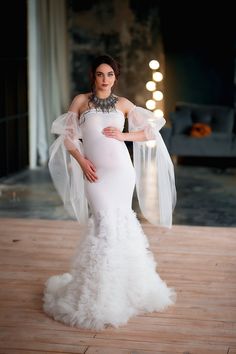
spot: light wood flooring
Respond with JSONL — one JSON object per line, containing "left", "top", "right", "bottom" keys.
{"left": 0, "top": 218, "right": 236, "bottom": 354}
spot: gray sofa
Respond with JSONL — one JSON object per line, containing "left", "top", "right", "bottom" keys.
{"left": 162, "top": 102, "right": 236, "bottom": 157}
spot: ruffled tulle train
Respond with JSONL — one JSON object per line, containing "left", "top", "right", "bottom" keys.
{"left": 43, "top": 209, "right": 176, "bottom": 330}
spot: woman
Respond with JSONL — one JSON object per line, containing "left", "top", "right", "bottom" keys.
{"left": 43, "top": 54, "right": 176, "bottom": 330}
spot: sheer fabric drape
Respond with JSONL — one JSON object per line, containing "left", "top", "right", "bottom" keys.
{"left": 49, "top": 111, "right": 88, "bottom": 223}
{"left": 28, "top": 0, "right": 69, "bottom": 166}
{"left": 128, "top": 106, "right": 176, "bottom": 228}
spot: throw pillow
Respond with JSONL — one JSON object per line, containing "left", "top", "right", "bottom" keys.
{"left": 190, "top": 123, "right": 212, "bottom": 138}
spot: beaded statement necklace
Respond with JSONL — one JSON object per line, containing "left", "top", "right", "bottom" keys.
{"left": 89, "top": 92, "right": 118, "bottom": 113}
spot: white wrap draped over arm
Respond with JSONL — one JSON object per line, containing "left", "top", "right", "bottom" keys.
{"left": 128, "top": 106, "right": 176, "bottom": 228}
{"left": 48, "top": 111, "right": 88, "bottom": 223}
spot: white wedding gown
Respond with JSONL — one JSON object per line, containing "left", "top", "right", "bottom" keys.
{"left": 43, "top": 107, "right": 176, "bottom": 330}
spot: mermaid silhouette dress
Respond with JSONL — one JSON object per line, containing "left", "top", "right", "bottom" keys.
{"left": 43, "top": 106, "right": 176, "bottom": 330}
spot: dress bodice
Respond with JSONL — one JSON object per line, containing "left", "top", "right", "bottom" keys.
{"left": 78, "top": 108, "right": 131, "bottom": 172}
{"left": 48, "top": 106, "right": 176, "bottom": 228}
{"left": 79, "top": 109, "right": 125, "bottom": 140}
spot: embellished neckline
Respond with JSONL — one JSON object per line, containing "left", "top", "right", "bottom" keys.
{"left": 88, "top": 93, "right": 118, "bottom": 113}
{"left": 80, "top": 108, "right": 125, "bottom": 119}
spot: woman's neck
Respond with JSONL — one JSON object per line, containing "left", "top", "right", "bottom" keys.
{"left": 95, "top": 89, "right": 112, "bottom": 99}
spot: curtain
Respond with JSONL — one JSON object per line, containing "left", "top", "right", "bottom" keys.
{"left": 28, "top": 0, "right": 69, "bottom": 167}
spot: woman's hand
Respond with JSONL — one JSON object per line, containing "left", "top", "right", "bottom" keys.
{"left": 102, "top": 126, "right": 124, "bottom": 141}
{"left": 80, "top": 158, "right": 98, "bottom": 182}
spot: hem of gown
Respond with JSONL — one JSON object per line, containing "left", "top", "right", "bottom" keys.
{"left": 43, "top": 208, "right": 176, "bottom": 330}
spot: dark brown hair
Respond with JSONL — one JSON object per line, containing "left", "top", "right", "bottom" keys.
{"left": 90, "top": 54, "right": 121, "bottom": 90}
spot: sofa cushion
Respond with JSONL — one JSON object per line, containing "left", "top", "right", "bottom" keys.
{"left": 175, "top": 102, "right": 234, "bottom": 134}
{"left": 230, "top": 135, "right": 236, "bottom": 154}
{"left": 170, "top": 111, "right": 192, "bottom": 134}
{"left": 211, "top": 112, "right": 234, "bottom": 134}
{"left": 192, "top": 111, "right": 212, "bottom": 124}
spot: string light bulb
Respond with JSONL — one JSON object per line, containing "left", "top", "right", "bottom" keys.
{"left": 146, "top": 59, "right": 164, "bottom": 117}
{"left": 154, "top": 109, "right": 164, "bottom": 118}
{"left": 153, "top": 72, "right": 163, "bottom": 82}
{"left": 146, "top": 81, "right": 156, "bottom": 91}
{"left": 146, "top": 140, "right": 156, "bottom": 148}
{"left": 153, "top": 91, "right": 163, "bottom": 101}
{"left": 146, "top": 99, "right": 156, "bottom": 110}
{"left": 149, "top": 60, "right": 160, "bottom": 70}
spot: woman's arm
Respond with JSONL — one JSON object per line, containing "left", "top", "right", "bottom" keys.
{"left": 68, "top": 147, "right": 98, "bottom": 183}
{"left": 102, "top": 97, "right": 148, "bottom": 142}
{"left": 102, "top": 127, "right": 147, "bottom": 142}
{"left": 66, "top": 95, "right": 98, "bottom": 182}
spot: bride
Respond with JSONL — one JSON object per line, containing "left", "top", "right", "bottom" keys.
{"left": 43, "top": 54, "right": 177, "bottom": 330}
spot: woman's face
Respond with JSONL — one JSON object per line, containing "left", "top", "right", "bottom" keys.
{"left": 94, "top": 64, "right": 116, "bottom": 92}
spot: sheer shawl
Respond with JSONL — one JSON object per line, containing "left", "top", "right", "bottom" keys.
{"left": 128, "top": 106, "right": 176, "bottom": 228}
{"left": 48, "top": 111, "right": 88, "bottom": 223}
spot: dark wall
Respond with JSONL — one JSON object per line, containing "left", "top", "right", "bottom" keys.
{"left": 0, "top": 0, "right": 28, "bottom": 178}
{"left": 68, "top": 1, "right": 236, "bottom": 120}
{"left": 67, "top": 0, "right": 164, "bottom": 106}
{"left": 159, "top": 2, "right": 236, "bottom": 117}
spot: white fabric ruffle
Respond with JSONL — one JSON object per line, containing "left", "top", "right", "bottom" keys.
{"left": 43, "top": 209, "right": 176, "bottom": 330}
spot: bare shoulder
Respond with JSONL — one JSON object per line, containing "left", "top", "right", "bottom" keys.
{"left": 68, "top": 93, "right": 91, "bottom": 115}
{"left": 117, "top": 96, "right": 135, "bottom": 116}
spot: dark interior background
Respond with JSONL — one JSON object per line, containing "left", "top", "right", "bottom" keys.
{"left": 159, "top": 2, "right": 236, "bottom": 116}
{"left": 0, "top": 0, "right": 28, "bottom": 178}
{"left": 0, "top": 0, "right": 236, "bottom": 178}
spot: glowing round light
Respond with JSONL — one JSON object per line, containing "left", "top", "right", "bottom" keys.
{"left": 153, "top": 90, "right": 163, "bottom": 101}
{"left": 149, "top": 60, "right": 160, "bottom": 70}
{"left": 146, "top": 81, "right": 156, "bottom": 91}
{"left": 153, "top": 71, "right": 163, "bottom": 82}
{"left": 146, "top": 99, "right": 156, "bottom": 110}
{"left": 154, "top": 109, "right": 164, "bottom": 117}
{"left": 146, "top": 140, "right": 156, "bottom": 148}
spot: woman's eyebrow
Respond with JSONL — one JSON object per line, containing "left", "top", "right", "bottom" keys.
{"left": 96, "top": 71, "right": 114, "bottom": 74}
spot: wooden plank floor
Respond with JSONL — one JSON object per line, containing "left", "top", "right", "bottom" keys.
{"left": 0, "top": 218, "right": 236, "bottom": 354}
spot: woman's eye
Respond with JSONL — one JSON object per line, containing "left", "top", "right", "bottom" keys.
{"left": 108, "top": 73, "right": 114, "bottom": 76}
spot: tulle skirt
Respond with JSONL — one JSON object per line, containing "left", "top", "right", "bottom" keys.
{"left": 43, "top": 209, "right": 176, "bottom": 330}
